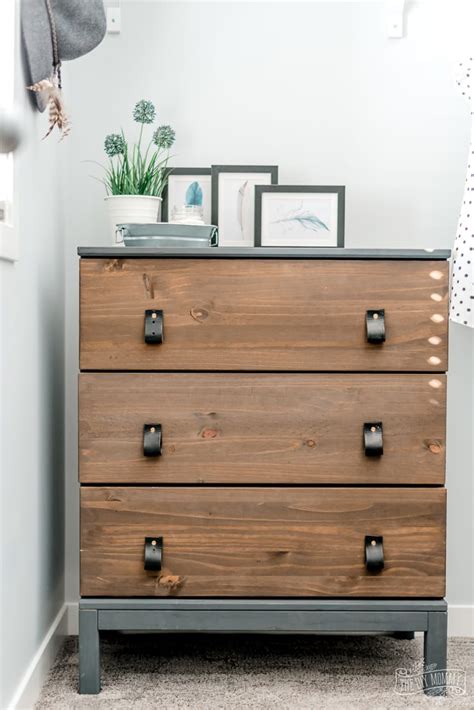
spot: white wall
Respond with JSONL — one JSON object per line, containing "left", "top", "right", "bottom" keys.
{"left": 0, "top": 9, "right": 65, "bottom": 708}
{"left": 62, "top": 1, "right": 473, "bottom": 612}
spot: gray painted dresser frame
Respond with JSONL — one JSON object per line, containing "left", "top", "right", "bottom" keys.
{"left": 79, "top": 599, "right": 448, "bottom": 696}
{"left": 78, "top": 247, "right": 451, "bottom": 697}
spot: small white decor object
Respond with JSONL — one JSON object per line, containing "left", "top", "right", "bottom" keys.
{"left": 211, "top": 165, "right": 278, "bottom": 247}
{"left": 170, "top": 205, "right": 205, "bottom": 225}
{"left": 255, "top": 185, "right": 345, "bottom": 248}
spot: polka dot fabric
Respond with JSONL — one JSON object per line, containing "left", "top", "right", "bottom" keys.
{"left": 451, "top": 58, "right": 474, "bottom": 327}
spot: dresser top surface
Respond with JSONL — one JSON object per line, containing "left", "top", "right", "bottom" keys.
{"left": 77, "top": 247, "right": 451, "bottom": 260}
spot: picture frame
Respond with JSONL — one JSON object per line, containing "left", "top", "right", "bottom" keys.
{"left": 162, "top": 168, "right": 212, "bottom": 223}
{"left": 255, "top": 185, "right": 345, "bottom": 248}
{"left": 211, "top": 165, "right": 278, "bottom": 247}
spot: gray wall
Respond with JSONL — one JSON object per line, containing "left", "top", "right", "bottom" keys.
{"left": 62, "top": 1, "right": 473, "bottom": 609}
{"left": 0, "top": 18, "right": 65, "bottom": 709}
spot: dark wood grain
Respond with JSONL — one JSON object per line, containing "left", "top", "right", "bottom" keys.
{"left": 80, "top": 487, "right": 446, "bottom": 598}
{"left": 79, "top": 259, "right": 449, "bottom": 372}
{"left": 79, "top": 373, "right": 446, "bottom": 485}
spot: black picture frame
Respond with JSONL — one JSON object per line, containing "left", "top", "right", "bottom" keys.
{"left": 211, "top": 165, "right": 278, "bottom": 245}
{"left": 254, "top": 185, "right": 345, "bottom": 248}
{"left": 162, "top": 167, "right": 212, "bottom": 222}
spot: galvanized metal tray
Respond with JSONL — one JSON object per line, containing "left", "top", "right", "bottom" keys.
{"left": 116, "top": 223, "right": 219, "bottom": 247}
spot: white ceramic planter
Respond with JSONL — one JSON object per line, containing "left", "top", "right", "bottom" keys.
{"left": 105, "top": 195, "right": 162, "bottom": 244}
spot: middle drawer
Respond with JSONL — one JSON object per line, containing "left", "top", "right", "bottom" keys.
{"left": 79, "top": 373, "right": 446, "bottom": 485}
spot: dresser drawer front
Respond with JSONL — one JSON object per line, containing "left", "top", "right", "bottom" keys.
{"left": 80, "top": 259, "right": 448, "bottom": 372}
{"left": 79, "top": 373, "right": 446, "bottom": 485}
{"left": 80, "top": 487, "right": 446, "bottom": 598}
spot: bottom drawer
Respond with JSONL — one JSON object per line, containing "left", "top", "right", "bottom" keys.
{"left": 80, "top": 487, "right": 446, "bottom": 598}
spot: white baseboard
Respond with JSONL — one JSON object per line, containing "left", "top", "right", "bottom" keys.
{"left": 64, "top": 601, "right": 474, "bottom": 638}
{"left": 7, "top": 604, "right": 68, "bottom": 710}
{"left": 66, "top": 601, "right": 79, "bottom": 635}
{"left": 448, "top": 605, "right": 474, "bottom": 637}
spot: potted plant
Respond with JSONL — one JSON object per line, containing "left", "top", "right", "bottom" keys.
{"left": 95, "top": 99, "right": 176, "bottom": 242}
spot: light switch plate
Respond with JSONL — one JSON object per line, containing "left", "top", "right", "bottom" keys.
{"left": 386, "top": 0, "right": 405, "bottom": 38}
{"left": 107, "top": 7, "right": 121, "bottom": 34}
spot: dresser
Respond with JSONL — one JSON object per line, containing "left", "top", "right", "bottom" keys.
{"left": 78, "top": 247, "right": 450, "bottom": 695}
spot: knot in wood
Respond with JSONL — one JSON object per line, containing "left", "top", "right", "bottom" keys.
{"left": 190, "top": 306, "right": 209, "bottom": 322}
{"left": 158, "top": 574, "right": 184, "bottom": 591}
{"left": 305, "top": 439, "right": 316, "bottom": 448}
{"left": 142, "top": 273, "right": 155, "bottom": 299}
{"left": 428, "top": 441, "right": 442, "bottom": 454}
{"left": 104, "top": 259, "right": 123, "bottom": 272}
{"left": 201, "top": 428, "right": 218, "bottom": 439}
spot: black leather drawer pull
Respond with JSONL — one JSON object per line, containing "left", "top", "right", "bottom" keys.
{"left": 144, "top": 309, "right": 164, "bottom": 344}
{"left": 366, "top": 309, "right": 385, "bottom": 344}
{"left": 144, "top": 537, "right": 163, "bottom": 571}
{"left": 143, "top": 424, "right": 162, "bottom": 457}
{"left": 364, "top": 422, "right": 384, "bottom": 457}
{"left": 365, "top": 535, "right": 384, "bottom": 572}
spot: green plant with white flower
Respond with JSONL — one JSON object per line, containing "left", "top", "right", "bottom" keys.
{"left": 95, "top": 99, "right": 176, "bottom": 196}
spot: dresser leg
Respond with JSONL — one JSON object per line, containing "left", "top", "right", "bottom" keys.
{"left": 79, "top": 608, "right": 101, "bottom": 694}
{"left": 392, "top": 631, "right": 415, "bottom": 640}
{"left": 423, "top": 611, "right": 448, "bottom": 696}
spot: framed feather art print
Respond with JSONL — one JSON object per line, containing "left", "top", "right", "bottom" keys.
{"left": 255, "top": 185, "right": 345, "bottom": 247}
{"left": 211, "top": 165, "right": 278, "bottom": 246}
{"left": 162, "top": 168, "right": 212, "bottom": 223}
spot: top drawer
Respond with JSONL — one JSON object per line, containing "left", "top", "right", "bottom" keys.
{"left": 80, "top": 258, "right": 448, "bottom": 372}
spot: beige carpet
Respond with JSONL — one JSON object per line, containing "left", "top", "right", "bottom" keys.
{"left": 36, "top": 634, "right": 473, "bottom": 709}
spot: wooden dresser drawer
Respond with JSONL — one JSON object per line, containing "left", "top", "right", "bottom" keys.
{"left": 80, "top": 487, "right": 446, "bottom": 598}
{"left": 80, "top": 259, "right": 448, "bottom": 372}
{"left": 79, "top": 373, "right": 446, "bottom": 485}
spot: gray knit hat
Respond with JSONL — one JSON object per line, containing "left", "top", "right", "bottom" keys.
{"left": 21, "top": 0, "right": 107, "bottom": 111}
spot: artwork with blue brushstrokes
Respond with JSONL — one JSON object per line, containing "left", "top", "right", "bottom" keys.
{"left": 262, "top": 195, "right": 338, "bottom": 246}
{"left": 272, "top": 208, "right": 328, "bottom": 232}
{"left": 185, "top": 181, "right": 203, "bottom": 207}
